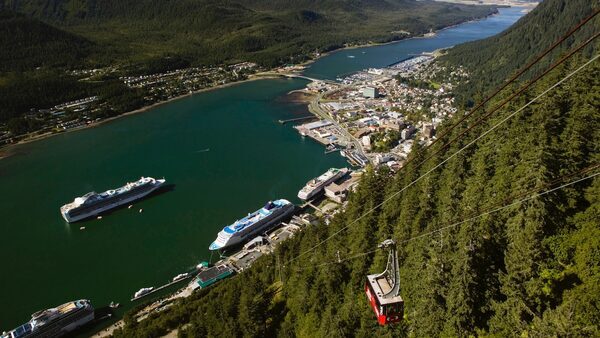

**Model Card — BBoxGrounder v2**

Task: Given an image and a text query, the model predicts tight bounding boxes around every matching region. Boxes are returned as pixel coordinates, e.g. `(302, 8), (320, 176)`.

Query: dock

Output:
(299, 201), (324, 213)
(278, 115), (316, 124)
(191, 264), (235, 289)
(130, 273), (195, 302)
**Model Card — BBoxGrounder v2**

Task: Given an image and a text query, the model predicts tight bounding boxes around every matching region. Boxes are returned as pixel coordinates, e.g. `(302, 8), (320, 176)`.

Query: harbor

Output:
(0, 7), (526, 333)
(129, 272), (194, 302)
(130, 168), (352, 292)
(109, 167), (355, 335)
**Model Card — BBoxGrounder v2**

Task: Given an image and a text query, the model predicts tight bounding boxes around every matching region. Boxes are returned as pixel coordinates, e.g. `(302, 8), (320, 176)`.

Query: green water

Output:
(0, 7), (524, 331)
(0, 78), (347, 328)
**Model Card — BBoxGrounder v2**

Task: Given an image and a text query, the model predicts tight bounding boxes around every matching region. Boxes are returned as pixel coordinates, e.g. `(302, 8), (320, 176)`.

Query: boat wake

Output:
(195, 148), (210, 153)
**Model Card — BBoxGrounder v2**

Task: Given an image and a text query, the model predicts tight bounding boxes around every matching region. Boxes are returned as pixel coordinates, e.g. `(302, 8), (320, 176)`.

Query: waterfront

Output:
(303, 7), (525, 80)
(0, 7), (523, 332)
(0, 78), (347, 328)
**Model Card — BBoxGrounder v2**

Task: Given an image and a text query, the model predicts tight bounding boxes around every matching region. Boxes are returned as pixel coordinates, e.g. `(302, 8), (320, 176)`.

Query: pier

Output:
(255, 72), (337, 85)
(278, 115), (316, 124)
(300, 201), (324, 213)
(130, 273), (195, 302)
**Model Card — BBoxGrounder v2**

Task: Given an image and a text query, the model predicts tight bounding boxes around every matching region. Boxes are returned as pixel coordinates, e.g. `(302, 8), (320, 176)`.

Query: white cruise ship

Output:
(209, 199), (295, 251)
(60, 177), (165, 223)
(298, 168), (348, 200)
(1, 300), (94, 338)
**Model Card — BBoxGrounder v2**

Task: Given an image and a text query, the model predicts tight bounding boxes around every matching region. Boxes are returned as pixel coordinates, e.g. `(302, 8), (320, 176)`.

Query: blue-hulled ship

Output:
(209, 199), (294, 251)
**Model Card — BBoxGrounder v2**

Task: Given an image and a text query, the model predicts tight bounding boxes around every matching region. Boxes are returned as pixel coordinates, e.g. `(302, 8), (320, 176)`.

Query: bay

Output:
(0, 7), (524, 331)
(303, 7), (525, 80)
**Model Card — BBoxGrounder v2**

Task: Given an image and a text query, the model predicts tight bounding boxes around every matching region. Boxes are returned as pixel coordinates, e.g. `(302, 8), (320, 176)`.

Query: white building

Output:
(363, 87), (379, 98)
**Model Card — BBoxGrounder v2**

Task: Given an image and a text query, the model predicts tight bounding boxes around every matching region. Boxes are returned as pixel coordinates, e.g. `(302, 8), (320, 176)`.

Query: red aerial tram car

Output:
(365, 239), (404, 325)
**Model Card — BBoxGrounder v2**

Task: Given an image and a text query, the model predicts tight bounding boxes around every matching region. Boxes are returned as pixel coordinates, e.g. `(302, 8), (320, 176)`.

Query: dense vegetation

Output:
(440, 0), (598, 104)
(1, 0), (497, 67)
(0, 10), (94, 72)
(111, 1), (600, 337)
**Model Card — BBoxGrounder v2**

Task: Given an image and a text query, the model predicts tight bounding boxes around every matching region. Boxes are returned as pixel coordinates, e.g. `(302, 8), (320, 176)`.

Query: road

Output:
(308, 87), (371, 164)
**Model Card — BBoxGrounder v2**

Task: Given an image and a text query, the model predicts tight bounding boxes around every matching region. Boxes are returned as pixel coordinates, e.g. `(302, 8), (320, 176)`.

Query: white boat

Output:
(60, 177), (165, 223)
(209, 199), (295, 251)
(172, 273), (190, 282)
(133, 287), (154, 299)
(1, 300), (94, 338)
(298, 168), (348, 200)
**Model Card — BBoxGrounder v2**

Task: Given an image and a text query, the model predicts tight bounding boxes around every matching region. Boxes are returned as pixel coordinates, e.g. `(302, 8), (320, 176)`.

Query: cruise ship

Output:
(60, 177), (166, 223)
(298, 168), (348, 200)
(209, 199), (295, 251)
(1, 300), (94, 338)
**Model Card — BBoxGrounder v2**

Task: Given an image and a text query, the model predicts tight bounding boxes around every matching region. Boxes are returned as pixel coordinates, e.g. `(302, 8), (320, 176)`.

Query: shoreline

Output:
(0, 76), (278, 160)
(0, 7), (503, 161)
(294, 7), (501, 68)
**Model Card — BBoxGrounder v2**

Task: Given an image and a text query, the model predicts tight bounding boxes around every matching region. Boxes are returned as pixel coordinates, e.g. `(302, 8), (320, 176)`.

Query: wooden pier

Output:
(130, 273), (195, 302)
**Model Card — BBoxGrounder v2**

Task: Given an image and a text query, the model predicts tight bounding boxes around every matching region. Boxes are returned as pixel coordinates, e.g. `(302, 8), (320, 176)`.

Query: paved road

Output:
(308, 87), (370, 164)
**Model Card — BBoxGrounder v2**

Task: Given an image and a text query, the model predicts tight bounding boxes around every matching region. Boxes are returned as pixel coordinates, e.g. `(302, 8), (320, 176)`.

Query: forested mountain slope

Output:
(441, 0), (598, 102)
(0, 0), (497, 125)
(112, 0), (600, 337)
(1, 0), (496, 67)
(0, 10), (94, 72)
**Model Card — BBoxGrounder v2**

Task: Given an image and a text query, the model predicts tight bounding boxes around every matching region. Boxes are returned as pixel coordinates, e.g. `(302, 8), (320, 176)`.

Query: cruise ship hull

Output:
(209, 202), (295, 251)
(2, 300), (94, 338)
(61, 179), (165, 223)
(61, 311), (95, 334)
(298, 169), (348, 200)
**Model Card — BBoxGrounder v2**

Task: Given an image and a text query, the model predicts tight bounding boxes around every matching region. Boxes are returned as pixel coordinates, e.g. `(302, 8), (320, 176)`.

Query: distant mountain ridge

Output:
(0, 0), (497, 125)
(441, 0), (598, 99)
(0, 0), (498, 68)
(0, 10), (93, 72)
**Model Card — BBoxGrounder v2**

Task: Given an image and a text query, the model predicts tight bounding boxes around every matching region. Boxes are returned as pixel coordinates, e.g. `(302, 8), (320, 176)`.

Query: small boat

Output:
(109, 301), (120, 308)
(325, 144), (338, 154)
(97, 216), (102, 220)
(172, 273), (190, 282)
(128, 205), (133, 209)
(80, 226), (86, 230)
(133, 287), (154, 299)
(139, 209), (143, 213)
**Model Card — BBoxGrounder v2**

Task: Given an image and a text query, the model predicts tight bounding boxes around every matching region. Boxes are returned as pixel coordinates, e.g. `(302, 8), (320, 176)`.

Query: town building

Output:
(423, 124), (435, 138)
(401, 125), (416, 140)
(363, 87), (379, 98)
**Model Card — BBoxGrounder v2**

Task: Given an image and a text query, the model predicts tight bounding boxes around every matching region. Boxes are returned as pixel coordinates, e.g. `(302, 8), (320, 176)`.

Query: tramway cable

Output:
(398, 9), (599, 173)
(289, 169), (600, 324)
(285, 52), (599, 267)
(276, 13), (600, 325)
(397, 170), (600, 245)
(291, 164), (600, 273)
(411, 31), (599, 170)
